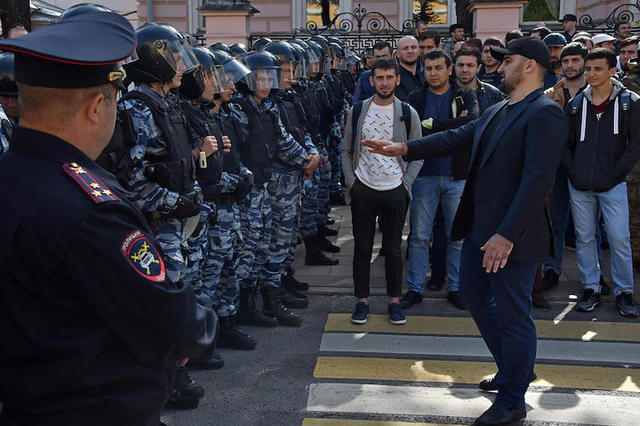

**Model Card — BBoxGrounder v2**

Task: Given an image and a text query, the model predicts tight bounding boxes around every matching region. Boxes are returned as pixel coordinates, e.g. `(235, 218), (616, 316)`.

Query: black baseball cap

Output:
(490, 37), (551, 70)
(560, 14), (577, 22)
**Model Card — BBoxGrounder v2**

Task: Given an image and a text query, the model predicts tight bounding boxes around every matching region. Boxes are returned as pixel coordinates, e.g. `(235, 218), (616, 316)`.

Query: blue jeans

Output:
(407, 176), (465, 292)
(569, 182), (634, 295)
(544, 166), (570, 274)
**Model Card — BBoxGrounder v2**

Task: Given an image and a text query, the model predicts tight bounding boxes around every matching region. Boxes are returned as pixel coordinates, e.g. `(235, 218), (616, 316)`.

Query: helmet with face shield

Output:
(242, 50), (283, 93)
(263, 41), (300, 87)
(252, 37), (272, 51)
(179, 46), (227, 100)
(209, 48), (251, 85)
(209, 42), (231, 55)
(329, 42), (347, 70)
(125, 22), (199, 84)
(288, 42), (309, 81)
(229, 43), (248, 60)
(307, 40), (328, 75)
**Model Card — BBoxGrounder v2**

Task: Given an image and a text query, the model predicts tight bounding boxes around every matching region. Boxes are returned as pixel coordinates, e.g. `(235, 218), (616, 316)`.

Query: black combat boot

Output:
(218, 315), (258, 350)
(304, 236), (339, 265)
(237, 288), (279, 327)
(279, 286), (309, 309)
(189, 342), (224, 370)
(283, 267), (309, 291)
(318, 224), (338, 236)
(317, 233), (340, 252)
(260, 286), (303, 326)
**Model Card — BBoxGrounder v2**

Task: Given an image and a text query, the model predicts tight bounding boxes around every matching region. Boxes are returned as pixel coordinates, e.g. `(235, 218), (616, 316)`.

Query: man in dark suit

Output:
(363, 37), (569, 425)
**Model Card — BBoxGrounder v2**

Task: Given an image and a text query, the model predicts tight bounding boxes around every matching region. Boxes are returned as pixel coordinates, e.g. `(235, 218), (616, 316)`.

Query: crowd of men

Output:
(0, 4), (639, 424)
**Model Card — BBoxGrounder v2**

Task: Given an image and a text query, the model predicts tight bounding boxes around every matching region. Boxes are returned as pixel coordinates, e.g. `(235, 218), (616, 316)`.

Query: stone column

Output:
(198, 0), (259, 46)
(468, 0), (527, 42)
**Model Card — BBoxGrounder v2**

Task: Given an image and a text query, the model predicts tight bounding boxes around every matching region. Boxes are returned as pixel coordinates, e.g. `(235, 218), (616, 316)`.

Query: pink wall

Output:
(576, 0), (630, 24)
(138, 0), (189, 32)
(249, 0), (293, 33)
(470, 1), (527, 42)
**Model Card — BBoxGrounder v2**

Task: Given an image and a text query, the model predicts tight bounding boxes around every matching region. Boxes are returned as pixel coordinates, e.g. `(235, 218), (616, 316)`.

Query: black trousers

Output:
(351, 179), (409, 298)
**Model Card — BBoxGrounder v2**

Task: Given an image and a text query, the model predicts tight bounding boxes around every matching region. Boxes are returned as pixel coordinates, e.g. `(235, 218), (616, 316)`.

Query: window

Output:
(306, 0), (340, 27)
(522, 0), (561, 23)
(412, 0), (449, 25)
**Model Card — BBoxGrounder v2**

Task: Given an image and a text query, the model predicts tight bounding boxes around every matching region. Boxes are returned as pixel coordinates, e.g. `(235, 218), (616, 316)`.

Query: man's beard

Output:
(375, 88), (395, 99)
(564, 67), (585, 81)
(503, 65), (523, 95)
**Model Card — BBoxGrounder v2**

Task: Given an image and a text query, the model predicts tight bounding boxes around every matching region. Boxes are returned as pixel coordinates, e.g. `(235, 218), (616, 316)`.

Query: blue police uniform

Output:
(0, 13), (215, 425)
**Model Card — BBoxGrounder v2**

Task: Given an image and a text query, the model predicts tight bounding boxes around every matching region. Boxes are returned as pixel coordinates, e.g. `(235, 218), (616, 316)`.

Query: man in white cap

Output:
(593, 33), (617, 51)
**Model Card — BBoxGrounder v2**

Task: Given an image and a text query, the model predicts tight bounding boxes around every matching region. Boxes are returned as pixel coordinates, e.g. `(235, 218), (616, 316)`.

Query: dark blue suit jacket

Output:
(405, 89), (569, 262)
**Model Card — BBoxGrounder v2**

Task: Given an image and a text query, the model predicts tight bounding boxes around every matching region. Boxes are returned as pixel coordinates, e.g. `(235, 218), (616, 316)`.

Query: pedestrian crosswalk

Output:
(303, 314), (640, 425)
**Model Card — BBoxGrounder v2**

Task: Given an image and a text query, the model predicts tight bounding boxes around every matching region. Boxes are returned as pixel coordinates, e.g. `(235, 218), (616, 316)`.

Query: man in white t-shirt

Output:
(342, 58), (423, 325)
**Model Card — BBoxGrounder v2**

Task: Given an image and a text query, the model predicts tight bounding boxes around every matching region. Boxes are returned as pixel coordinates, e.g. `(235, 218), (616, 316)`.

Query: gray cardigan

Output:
(341, 96), (424, 204)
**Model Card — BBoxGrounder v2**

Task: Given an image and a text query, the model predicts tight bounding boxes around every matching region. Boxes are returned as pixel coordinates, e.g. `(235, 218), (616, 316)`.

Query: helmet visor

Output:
(150, 38), (199, 74)
(222, 58), (251, 83)
(244, 68), (283, 92)
(305, 47), (319, 64)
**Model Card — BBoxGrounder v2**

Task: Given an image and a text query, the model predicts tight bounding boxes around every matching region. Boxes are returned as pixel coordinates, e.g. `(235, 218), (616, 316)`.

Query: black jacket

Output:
(405, 89), (568, 262)
(564, 79), (640, 192)
(407, 82), (479, 179)
(396, 64), (426, 101)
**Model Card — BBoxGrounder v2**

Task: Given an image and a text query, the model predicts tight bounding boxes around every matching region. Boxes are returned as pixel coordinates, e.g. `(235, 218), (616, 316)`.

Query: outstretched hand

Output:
(361, 139), (407, 157)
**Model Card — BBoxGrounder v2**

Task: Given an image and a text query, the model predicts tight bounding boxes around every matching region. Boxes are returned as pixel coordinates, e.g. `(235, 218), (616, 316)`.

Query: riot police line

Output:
(0, 3), (361, 411)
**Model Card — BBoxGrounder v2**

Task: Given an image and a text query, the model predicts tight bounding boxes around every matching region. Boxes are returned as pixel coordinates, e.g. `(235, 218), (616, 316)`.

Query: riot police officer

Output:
(232, 50), (315, 326)
(0, 12), (215, 425)
(121, 22), (212, 409)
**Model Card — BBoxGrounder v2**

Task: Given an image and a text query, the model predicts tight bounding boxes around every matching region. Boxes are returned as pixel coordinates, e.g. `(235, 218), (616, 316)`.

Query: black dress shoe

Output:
(479, 372), (537, 391)
(474, 402), (526, 425)
(426, 275), (445, 291)
(399, 290), (423, 309)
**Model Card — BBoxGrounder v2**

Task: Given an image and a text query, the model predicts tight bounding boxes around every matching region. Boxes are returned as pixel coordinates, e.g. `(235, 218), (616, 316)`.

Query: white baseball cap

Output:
(592, 33), (616, 45)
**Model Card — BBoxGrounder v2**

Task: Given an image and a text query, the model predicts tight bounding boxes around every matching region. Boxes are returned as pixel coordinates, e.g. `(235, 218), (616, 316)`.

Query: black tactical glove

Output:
(172, 190), (203, 219)
(234, 174), (253, 200)
(143, 163), (172, 188)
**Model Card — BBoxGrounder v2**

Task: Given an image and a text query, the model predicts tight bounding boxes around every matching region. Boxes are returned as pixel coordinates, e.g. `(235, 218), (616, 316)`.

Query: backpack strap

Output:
(400, 102), (412, 139)
(350, 101), (363, 146)
(619, 90), (631, 142)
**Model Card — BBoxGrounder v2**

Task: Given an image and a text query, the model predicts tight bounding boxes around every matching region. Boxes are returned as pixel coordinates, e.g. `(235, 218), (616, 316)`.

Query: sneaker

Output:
(446, 291), (466, 310)
(600, 276), (611, 296)
(574, 289), (601, 312)
(388, 303), (406, 325)
(399, 290), (423, 309)
(616, 292), (639, 318)
(351, 302), (369, 324)
(542, 269), (559, 291)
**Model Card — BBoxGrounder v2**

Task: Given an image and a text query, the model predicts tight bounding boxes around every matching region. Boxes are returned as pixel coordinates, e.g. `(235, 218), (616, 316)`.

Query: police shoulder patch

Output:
(63, 162), (121, 203)
(120, 230), (166, 282)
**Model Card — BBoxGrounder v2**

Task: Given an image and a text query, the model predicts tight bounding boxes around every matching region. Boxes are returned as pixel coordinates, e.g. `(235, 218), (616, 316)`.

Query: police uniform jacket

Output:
(0, 127), (215, 425)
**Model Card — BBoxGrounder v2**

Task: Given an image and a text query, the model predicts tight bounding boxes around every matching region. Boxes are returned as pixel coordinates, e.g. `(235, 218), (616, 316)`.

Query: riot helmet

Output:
(180, 46), (227, 100)
(289, 42), (309, 81)
(329, 42), (347, 70)
(229, 42), (248, 60)
(243, 51), (284, 95)
(125, 22), (199, 84)
(252, 37), (272, 51)
(0, 53), (17, 97)
(209, 42), (231, 54)
(210, 48), (251, 84)
(263, 41), (300, 87)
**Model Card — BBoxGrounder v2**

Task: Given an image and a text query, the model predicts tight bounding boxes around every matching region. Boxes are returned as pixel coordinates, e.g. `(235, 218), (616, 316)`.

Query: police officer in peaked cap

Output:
(0, 11), (216, 426)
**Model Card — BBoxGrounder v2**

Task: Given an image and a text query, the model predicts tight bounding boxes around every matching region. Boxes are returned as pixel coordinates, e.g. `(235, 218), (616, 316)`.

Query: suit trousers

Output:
(459, 228), (538, 408)
(351, 179), (408, 298)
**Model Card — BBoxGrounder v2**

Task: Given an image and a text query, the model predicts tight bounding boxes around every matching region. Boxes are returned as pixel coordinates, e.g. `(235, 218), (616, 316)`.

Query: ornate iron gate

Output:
(578, 1), (640, 31)
(249, 3), (417, 57)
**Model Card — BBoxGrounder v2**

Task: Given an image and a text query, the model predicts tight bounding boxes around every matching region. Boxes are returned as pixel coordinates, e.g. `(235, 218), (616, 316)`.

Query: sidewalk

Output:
(293, 206), (640, 299)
